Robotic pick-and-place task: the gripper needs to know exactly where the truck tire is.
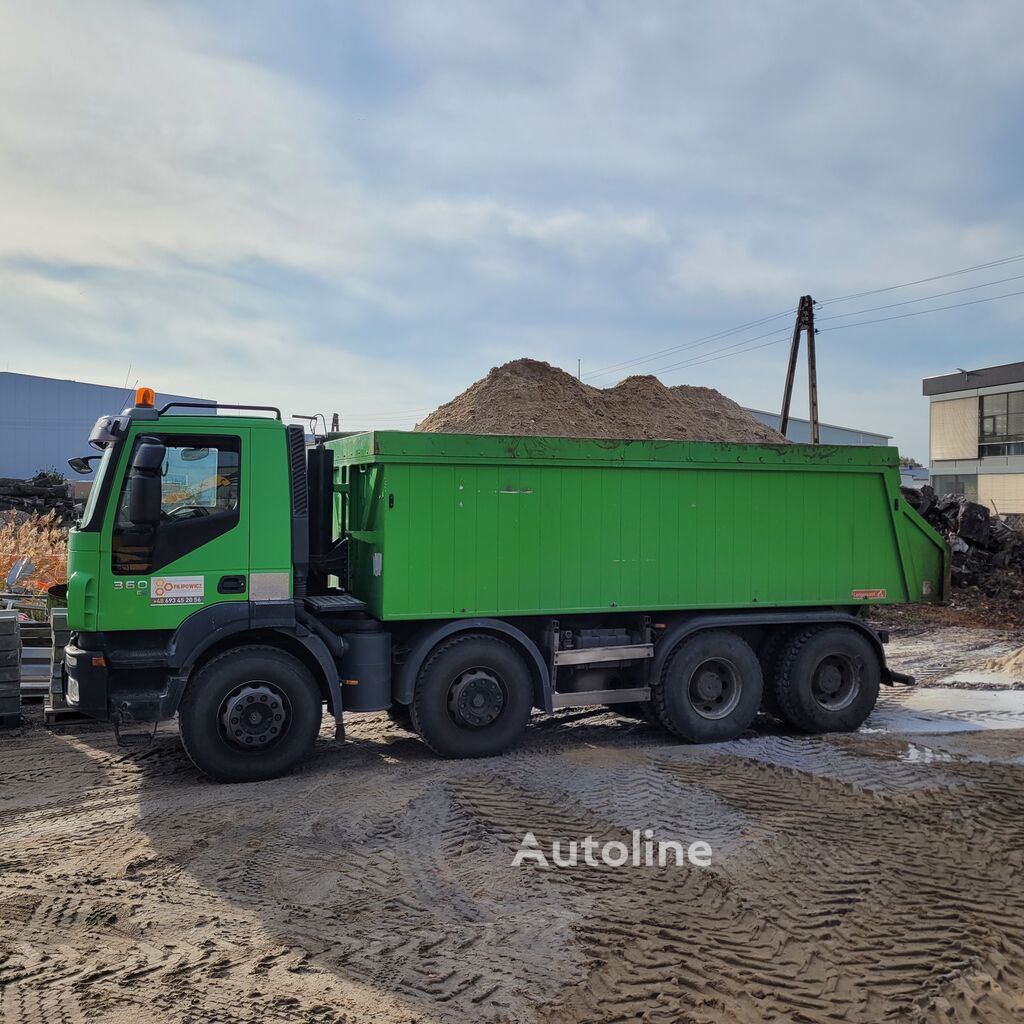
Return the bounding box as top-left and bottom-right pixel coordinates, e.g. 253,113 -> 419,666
178,645 -> 323,783
653,630 -> 763,743
774,627 -> 881,733
410,634 -> 532,758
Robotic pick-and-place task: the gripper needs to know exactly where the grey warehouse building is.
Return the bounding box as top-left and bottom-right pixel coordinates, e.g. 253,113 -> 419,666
0,372 -> 210,479
745,409 -> 891,446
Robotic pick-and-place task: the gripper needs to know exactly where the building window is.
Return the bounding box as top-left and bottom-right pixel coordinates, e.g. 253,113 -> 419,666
930,474 -> 978,501
980,391 -> 1024,456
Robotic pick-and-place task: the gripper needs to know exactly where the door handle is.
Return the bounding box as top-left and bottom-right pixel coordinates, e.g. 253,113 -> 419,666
217,575 -> 247,595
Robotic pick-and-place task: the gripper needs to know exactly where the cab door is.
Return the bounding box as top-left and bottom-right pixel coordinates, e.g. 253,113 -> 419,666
98,428 -> 250,632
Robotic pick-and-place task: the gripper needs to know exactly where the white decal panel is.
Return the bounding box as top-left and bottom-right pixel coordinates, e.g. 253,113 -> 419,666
151,576 -> 205,605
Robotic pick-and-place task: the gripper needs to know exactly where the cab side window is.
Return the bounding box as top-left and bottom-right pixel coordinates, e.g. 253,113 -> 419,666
113,435 -> 242,574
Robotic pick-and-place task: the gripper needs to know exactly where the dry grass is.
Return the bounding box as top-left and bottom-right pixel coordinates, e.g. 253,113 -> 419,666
0,510 -> 67,559
0,510 -> 68,590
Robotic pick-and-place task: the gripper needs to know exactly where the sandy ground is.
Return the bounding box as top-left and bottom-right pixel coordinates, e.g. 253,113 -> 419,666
2,626 -> 1024,1024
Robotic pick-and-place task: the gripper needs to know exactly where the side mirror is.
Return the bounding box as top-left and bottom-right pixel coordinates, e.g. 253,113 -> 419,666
127,440 -> 165,526
68,455 -> 99,475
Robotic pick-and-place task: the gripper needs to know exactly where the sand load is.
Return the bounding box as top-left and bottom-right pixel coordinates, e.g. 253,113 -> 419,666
414,358 -> 786,443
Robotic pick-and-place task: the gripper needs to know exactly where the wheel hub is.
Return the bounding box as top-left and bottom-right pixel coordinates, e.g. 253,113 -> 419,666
448,669 -> 505,728
812,656 -> 859,711
694,669 -> 725,702
818,664 -> 843,695
220,683 -> 288,748
687,658 -> 741,720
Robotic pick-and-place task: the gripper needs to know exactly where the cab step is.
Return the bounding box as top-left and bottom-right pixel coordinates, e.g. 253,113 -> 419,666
303,594 -> 367,613
552,686 -> 652,710
112,719 -> 159,746
552,643 -> 653,667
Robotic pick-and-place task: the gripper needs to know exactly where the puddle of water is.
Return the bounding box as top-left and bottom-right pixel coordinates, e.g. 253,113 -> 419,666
937,669 -> 1023,688
898,742 -> 955,764
868,687 -> 1024,735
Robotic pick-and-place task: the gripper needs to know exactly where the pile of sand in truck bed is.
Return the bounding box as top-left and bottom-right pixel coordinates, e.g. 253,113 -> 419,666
414,358 -> 787,443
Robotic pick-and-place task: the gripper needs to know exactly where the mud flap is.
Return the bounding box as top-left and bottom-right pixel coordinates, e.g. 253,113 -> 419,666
294,630 -> 346,741
886,669 -> 916,687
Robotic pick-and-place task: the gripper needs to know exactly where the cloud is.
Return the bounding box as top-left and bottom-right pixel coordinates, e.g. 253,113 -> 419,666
1,0 -> 1023,459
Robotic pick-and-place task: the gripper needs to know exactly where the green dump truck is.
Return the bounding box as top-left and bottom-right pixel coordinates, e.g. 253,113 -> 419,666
62,391 -> 949,781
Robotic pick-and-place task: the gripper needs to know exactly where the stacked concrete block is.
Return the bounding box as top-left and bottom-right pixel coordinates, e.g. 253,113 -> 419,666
0,610 -> 22,727
48,608 -> 70,711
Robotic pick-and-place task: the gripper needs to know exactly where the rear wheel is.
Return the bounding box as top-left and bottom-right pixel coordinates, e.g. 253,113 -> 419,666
179,645 -> 322,783
411,634 -> 532,758
774,627 -> 881,733
653,630 -> 763,743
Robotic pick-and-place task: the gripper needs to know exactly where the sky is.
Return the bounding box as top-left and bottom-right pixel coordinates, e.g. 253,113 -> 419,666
2,1 -> 1023,460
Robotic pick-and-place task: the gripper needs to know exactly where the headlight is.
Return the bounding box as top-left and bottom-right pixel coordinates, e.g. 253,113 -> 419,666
66,676 -> 79,703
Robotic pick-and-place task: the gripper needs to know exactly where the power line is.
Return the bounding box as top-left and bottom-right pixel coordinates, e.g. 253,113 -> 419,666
638,327 -> 796,376
817,271 -> 1024,321
586,252 -> 1024,383
583,307 -> 795,381
819,253 -> 1024,306
348,410 -> 433,421
579,252 -> 1024,385
650,279 -> 1024,382
668,334 -> 792,371
821,287 -> 1024,333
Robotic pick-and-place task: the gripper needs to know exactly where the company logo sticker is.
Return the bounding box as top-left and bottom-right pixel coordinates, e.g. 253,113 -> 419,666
151,576 -> 205,605
851,588 -> 887,599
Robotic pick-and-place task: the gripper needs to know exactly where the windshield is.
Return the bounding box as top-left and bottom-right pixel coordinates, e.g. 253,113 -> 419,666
79,444 -> 117,530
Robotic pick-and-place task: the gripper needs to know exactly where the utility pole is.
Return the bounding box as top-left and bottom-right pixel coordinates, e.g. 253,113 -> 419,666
779,295 -> 820,443
805,300 -> 819,444
577,358 -> 581,381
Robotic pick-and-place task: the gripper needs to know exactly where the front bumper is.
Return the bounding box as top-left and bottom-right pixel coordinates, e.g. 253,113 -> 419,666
65,640 -> 184,724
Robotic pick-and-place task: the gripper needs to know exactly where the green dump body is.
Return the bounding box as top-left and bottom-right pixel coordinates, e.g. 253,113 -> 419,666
329,431 -> 949,622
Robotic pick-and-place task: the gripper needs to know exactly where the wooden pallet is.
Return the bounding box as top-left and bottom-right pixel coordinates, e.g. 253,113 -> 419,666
43,704 -> 93,726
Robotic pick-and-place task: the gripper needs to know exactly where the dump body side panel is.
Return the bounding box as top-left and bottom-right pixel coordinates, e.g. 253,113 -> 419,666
330,432 -> 949,622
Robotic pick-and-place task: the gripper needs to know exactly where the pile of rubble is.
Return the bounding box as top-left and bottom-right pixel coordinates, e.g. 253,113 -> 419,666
0,475 -> 79,526
902,484 -> 1024,596
415,358 -> 787,443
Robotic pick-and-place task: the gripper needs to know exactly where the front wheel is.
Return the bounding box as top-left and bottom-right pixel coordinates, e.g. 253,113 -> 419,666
179,645 -> 323,782
411,634 -> 532,758
652,630 -> 763,743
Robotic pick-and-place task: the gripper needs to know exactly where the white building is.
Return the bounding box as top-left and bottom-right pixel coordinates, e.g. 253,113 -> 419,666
923,360 -> 1024,514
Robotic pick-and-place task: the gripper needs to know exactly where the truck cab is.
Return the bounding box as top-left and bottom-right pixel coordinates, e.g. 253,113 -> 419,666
64,391 -> 352,778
